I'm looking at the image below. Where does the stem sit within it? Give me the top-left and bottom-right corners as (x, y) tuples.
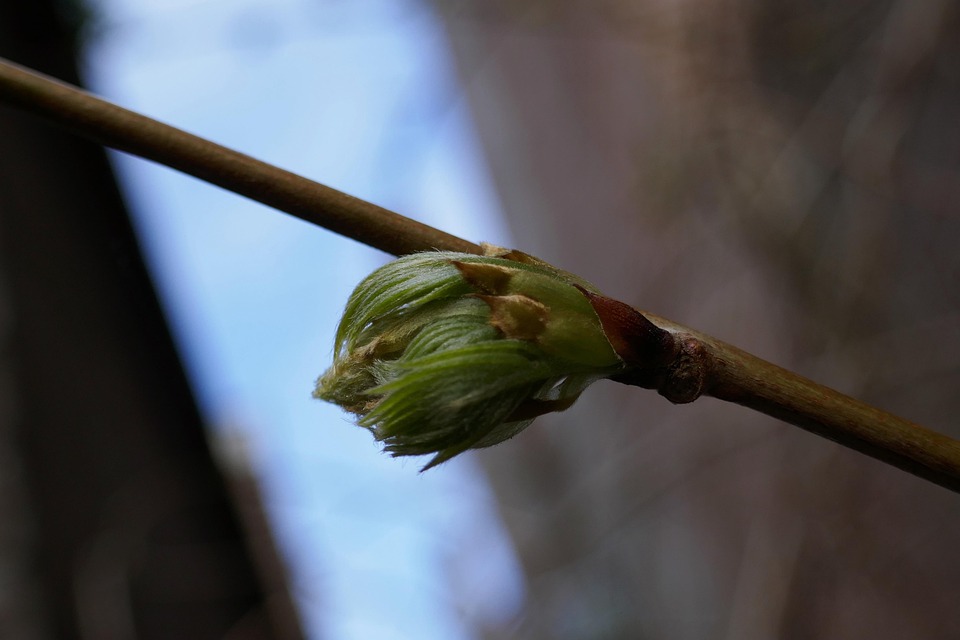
(640, 316), (960, 494)
(0, 57), (480, 257)
(2, 56), (958, 493)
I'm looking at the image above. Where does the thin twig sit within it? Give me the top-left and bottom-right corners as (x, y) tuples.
(0, 57), (480, 257)
(642, 315), (960, 494)
(2, 56), (958, 493)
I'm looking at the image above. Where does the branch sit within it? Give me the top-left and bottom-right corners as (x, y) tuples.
(625, 315), (960, 493)
(0, 57), (479, 257)
(2, 56), (958, 493)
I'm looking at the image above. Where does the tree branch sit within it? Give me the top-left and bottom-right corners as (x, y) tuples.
(2, 56), (958, 493)
(627, 315), (960, 493)
(0, 57), (479, 257)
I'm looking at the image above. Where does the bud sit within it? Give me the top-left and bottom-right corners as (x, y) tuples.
(315, 248), (666, 469)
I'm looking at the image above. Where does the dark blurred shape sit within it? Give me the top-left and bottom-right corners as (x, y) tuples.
(433, 1), (960, 638)
(0, 2), (303, 639)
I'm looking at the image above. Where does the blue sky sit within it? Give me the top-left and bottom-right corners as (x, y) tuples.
(83, 0), (523, 637)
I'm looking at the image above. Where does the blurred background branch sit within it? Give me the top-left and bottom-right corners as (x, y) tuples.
(0, 2), (303, 638)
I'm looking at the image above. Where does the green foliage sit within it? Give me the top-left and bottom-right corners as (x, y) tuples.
(315, 251), (624, 469)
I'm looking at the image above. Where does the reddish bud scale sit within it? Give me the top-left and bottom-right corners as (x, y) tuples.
(576, 287), (678, 368)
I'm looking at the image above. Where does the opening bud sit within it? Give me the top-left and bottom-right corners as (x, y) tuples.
(315, 249), (670, 469)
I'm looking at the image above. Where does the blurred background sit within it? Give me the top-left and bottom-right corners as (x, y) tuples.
(1, 0), (959, 639)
